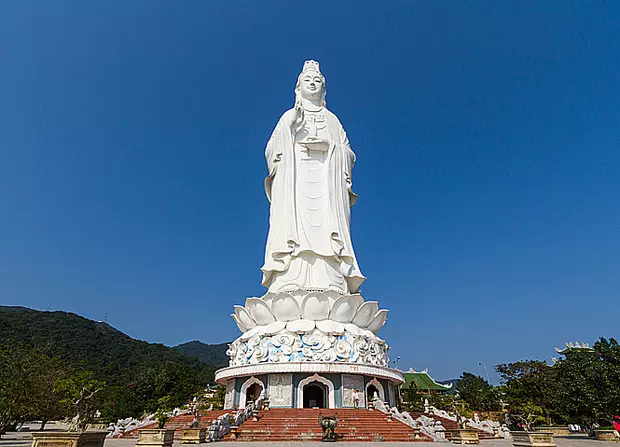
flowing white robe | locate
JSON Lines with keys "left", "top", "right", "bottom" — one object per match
{"left": 261, "top": 108, "right": 365, "bottom": 294}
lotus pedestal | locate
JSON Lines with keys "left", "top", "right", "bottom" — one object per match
{"left": 220, "top": 290, "right": 402, "bottom": 410}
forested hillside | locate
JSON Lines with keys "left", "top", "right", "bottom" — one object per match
{"left": 0, "top": 306, "right": 225, "bottom": 419}
{"left": 174, "top": 340, "right": 228, "bottom": 365}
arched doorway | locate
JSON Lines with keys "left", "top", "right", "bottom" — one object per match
{"left": 365, "top": 378, "right": 385, "bottom": 408}
{"left": 239, "top": 376, "right": 265, "bottom": 409}
{"left": 367, "top": 384, "right": 379, "bottom": 403}
{"left": 303, "top": 382, "right": 326, "bottom": 408}
{"left": 297, "top": 373, "right": 335, "bottom": 408}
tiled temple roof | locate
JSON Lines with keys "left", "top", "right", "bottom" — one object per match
{"left": 402, "top": 368, "right": 452, "bottom": 392}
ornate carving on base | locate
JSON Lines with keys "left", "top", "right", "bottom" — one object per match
{"left": 227, "top": 327, "right": 388, "bottom": 367}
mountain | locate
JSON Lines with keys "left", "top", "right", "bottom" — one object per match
{"left": 174, "top": 340, "right": 229, "bottom": 366}
{"left": 0, "top": 305, "right": 223, "bottom": 418}
{"left": 0, "top": 306, "right": 211, "bottom": 375}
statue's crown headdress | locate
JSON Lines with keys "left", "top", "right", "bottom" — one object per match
{"left": 301, "top": 60, "right": 322, "bottom": 75}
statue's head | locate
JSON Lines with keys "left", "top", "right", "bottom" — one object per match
{"left": 295, "top": 60, "right": 326, "bottom": 106}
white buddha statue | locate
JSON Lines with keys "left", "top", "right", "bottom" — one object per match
{"left": 261, "top": 60, "right": 365, "bottom": 295}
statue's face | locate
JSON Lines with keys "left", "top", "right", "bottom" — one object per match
{"left": 298, "top": 72, "right": 323, "bottom": 100}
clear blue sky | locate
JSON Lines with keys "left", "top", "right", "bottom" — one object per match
{"left": 1, "top": 1, "right": 619, "bottom": 382}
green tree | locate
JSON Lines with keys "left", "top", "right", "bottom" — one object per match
{"left": 508, "top": 402, "right": 546, "bottom": 431}
{"left": 59, "top": 371, "right": 106, "bottom": 431}
{"left": 0, "top": 344, "right": 71, "bottom": 435}
{"left": 0, "top": 345, "right": 25, "bottom": 436}
{"left": 593, "top": 338, "right": 620, "bottom": 422}
{"left": 550, "top": 338, "right": 620, "bottom": 427}
{"left": 496, "top": 360, "right": 559, "bottom": 426}
{"left": 102, "top": 362, "right": 205, "bottom": 419}
{"left": 27, "top": 352, "right": 71, "bottom": 430}
{"left": 400, "top": 382, "right": 462, "bottom": 415}
{"left": 456, "top": 372, "right": 500, "bottom": 411}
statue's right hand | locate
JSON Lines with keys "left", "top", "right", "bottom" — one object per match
{"left": 290, "top": 102, "right": 304, "bottom": 129}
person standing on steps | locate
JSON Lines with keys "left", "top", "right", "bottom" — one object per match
{"left": 353, "top": 389, "right": 360, "bottom": 409}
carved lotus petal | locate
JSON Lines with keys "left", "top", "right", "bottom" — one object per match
{"left": 231, "top": 314, "right": 248, "bottom": 332}
{"left": 316, "top": 319, "right": 345, "bottom": 335}
{"left": 271, "top": 292, "right": 301, "bottom": 321}
{"left": 323, "top": 290, "right": 341, "bottom": 304}
{"left": 329, "top": 295, "right": 363, "bottom": 323}
{"left": 240, "top": 325, "right": 262, "bottom": 341}
{"left": 350, "top": 293, "right": 364, "bottom": 302}
{"left": 352, "top": 301, "right": 379, "bottom": 328}
{"left": 259, "top": 320, "right": 286, "bottom": 336}
{"left": 301, "top": 291, "right": 330, "bottom": 321}
{"left": 286, "top": 319, "right": 316, "bottom": 334}
{"left": 290, "top": 289, "right": 307, "bottom": 307}
{"left": 245, "top": 298, "right": 276, "bottom": 325}
{"left": 234, "top": 305, "right": 257, "bottom": 330}
{"left": 261, "top": 292, "right": 276, "bottom": 308}
{"left": 366, "top": 310, "right": 388, "bottom": 333}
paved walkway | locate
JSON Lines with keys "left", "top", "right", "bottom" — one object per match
{"left": 2, "top": 430, "right": 619, "bottom": 447}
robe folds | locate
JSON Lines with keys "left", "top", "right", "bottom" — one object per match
{"left": 261, "top": 108, "right": 366, "bottom": 294}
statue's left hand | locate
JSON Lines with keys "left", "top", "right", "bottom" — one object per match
{"left": 298, "top": 137, "right": 329, "bottom": 152}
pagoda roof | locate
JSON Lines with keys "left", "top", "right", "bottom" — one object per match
{"left": 402, "top": 368, "right": 452, "bottom": 391}
{"left": 555, "top": 341, "right": 595, "bottom": 354}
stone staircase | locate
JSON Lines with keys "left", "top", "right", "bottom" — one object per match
{"left": 120, "top": 408, "right": 495, "bottom": 442}
{"left": 229, "top": 408, "right": 429, "bottom": 442}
